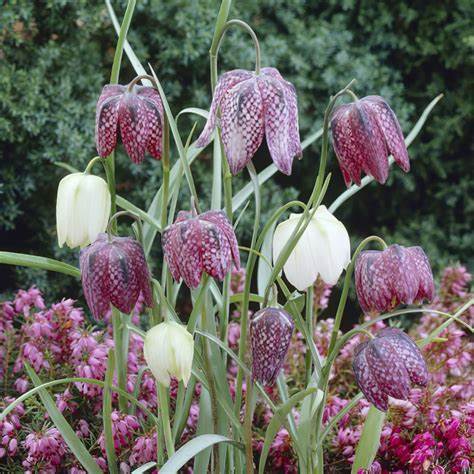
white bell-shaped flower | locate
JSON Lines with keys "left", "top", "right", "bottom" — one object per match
{"left": 273, "top": 205, "right": 351, "bottom": 291}
{"left": 56, "top": 173, "right": 111, "bottom": 248}
{"left": 144, "top": 321, "right": 194, "bottom": 387}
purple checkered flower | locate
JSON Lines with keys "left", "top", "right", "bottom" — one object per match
{"left": 331, "top": 95, "right": 409, "bottom": 186}
{"left": 95, "top": 80, "right": 163, "bottom": 163}
{"left": 162, "top": 209, "right": 240, "bottom": 289}
{"left": 250, "top": 307, "right": 294, "bottom": 386}
{"left": 355, "top": 244, "right": 435, "bottom": 314}
{"left": 80, "top": 234, "right": 152, "bottom": 319}
{"left": 196, "top": 67, "right": 302, "bottom": 175}
{"left": 353, "top": 327, "right": 429, "bottom": 411}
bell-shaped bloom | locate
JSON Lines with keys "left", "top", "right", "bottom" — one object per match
{"left": 162, "top": 209, "right": 240, "bottom": 289}
{"left": 143, "top": 321, "right": 194, "bottom": 387}
{"left": 56, "top": 173, "right": 111, "bottom": 248}
{"left": 80, "top": 234, "right": 152, "bottom": 319}
{"left": 353, "top": 327, "right": 428, "bottom": 411}
{"left": 331, "top": 95, "right": 409, "bottom": 187}
{"left": 196, "top": 67, "right": 302, "bottom": 175}
{"left": 355, "top": 244, "right": 435, "bottom": 314}
{"left": 250, "top": 307, "right": 294, "bottom": 386}
{"left": 273, "top": 205, "right": 350, "bottom": 291}
{"left": 95, "top": 81, "right": 163, "bottom": 163}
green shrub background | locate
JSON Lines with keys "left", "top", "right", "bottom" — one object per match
{"left": 1, "top": 0, "right": 472, "bottom": 300}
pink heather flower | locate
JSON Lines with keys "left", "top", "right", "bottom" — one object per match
{"left": 163, "top": 209, "right": 240, "bottom": 289}
{"left": 330, "top": 95, "right": 409, "bottom": 186}
{"left": 313, "top": 277, "right": 333, "bottom": 311}
{"left": 14, "top": 287, "right": 45, "bottom": 316}
{"left": 352, "top": 328, "right": 428, "bottom": 411}
{"left": 230, "top": 268, "right": 246, "bottom": 295}
{"left": 95, "top": 80, "right": 163, "bottom": 163}
{"left": 227, "top": 321, "right": 241, "bottom": 349}
{"left": 355, "top": 244, "right": 435, "bottom": 314}
{"left": 250, "top": 307, "right": 294, "bottom": 386}
{"left": 23, "top": 427, "right": 67, "bottom": 471}
{"left": 99, "top": 411, "right": 140, "bottom": 455}
{"left": 80, "top": 234, "right": 152, "bottom": 319}
{"left": 129, "top": 432, "right": 157, "bottom": 466}
{"left": 196, "top": 67, "right": 302, "bottom": 175}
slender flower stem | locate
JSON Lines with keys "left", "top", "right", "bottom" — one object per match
{"left": 84, "top": 156, "right": 103, "bottom": 174}
{"left": 244, "top": 375, "right": 254, "bottom": 474}
{"left": 157, "top": 383, "right": 175, "bottom": 457}
{"left": 112, "top": 306, "right": 127, "bottom": 412}
{"left": 346, "top": 89, "right": 359, "bottom": 101}
{"left": 304, "top": 286, "right": 314, "bottom": 384}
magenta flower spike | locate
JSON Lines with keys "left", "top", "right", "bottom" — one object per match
{"left": 355, "top": 244, "right": 435, "bottom": 314}
{"left": 95, "top": 80, "right": 164, "bottom": 164}
{"left": 353, "top": 327, "right": 429, "bottom": 411}
{"left": 80, "top": 234, "right": 153, "bottom": 319}
{"left": 331, "top": 95, "right": 409, "bottom": 187}
{"left": 196, "top": 67, "right": 302, "bottom": 175}
{"left": 249, "top": 307, "right": 294, "bottom": 386}
{"left": 162, "top": 209, "right": 240, "bottom": 289}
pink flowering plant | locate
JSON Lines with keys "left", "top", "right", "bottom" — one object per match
{"left": 0, "top": 1, "right": 472, "bottom": 473}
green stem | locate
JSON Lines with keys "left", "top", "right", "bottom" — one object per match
{"left": 244, "top": 375, "right": 254, "bottom": 474}
{"left": 84, "top": 156, "right": 103, "bottom": 174}
{"left": 157, "top": 383, "right": 175, "bottom": 457}
{"left": 304, "top": 286, "right": 314, "bottom": 385}
{"left": 112, "top": 307, "right": 127, "bottom": 412}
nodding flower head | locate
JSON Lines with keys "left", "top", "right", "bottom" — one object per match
{"left": 250, "top": 307, "right": 294, "bottom": 386}
{"left": 95, "top": 79, "right": 163, "bottom": 164}
{"left": 355, "top": 244, "right": 435, "bottom": 315}
{"left": 331, "top": 95, "right": 409, "bottom": 187}
{"left": 80, "top": 234, "right": 152, "bottom": 319}
{"left": 196, "top": 67, "right": 302, "bottom": 176}
{"left": 162, "top": 209, "right": 240, "bottom": 289}
{"left": 353, "top": 327, "right": 428, "bottom": 411}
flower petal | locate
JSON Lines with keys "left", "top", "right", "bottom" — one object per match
{"left": 196, "top": 69, "right": 253, "bottom": 148}
{"left": 200, "top": 220, "right": 231, "bottom": 281}
{"left": 407, "top": 246, "right": 435, "bottom": 303}
{"left": 220, "top": 79, "right": 264, "bottom": 175}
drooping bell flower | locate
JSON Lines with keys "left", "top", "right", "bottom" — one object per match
{"left": 56, "top": 173, "right": 111, "bottom": 248}
{"left": 250, "top": 307, "right": 294, "bottom": 386}
{"left": 162, "top": 209, "right": 240, "bottom": 289}
{"left": 355, "top": 244, "right": 435, "bottom": 314}
{"left": 95, "top": 78, "right": 163, "bottom": 163}
{"left": 144, "top": 321, "right": 194, "bottom": 387}
{"left": 330, "top": 95, "right": 409, "bottom": 187}
{"left": 196, "top": 67, "right": 302, "bottom": 175}
{"left": 272, "top": 205, "right": 350, "bottom": 291}
{"left": 353, "top": 327, "right": 428, "bottom": 411}
{"left": 80, "top": 233, "right": 152, "bottom": 319}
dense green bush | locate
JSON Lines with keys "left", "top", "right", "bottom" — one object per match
{"left": 1, "top": 0, "right": 472, "bottom": 299}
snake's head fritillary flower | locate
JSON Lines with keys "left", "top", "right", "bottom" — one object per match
{"left": 355, "top": 244, "right": 435, "bottom": 314}
{"left": 144, "top": 321, "right": 194, "bottom": 387}
{"left": 196, "top": 67, "right": 302, "bottom": 175}
{"left": 353, "top": 327, "right": 428, "bottom": 411}
{"left": 273, "top": 205, "right": 350, "bottom": 291}
{"left": 56, "top": 173, "right": 111, "bottom": 248}
{"left": 162, "top": 209, "right": 240, "bottom": 289}
{"left": 95, "top": 79, "right": 163, "bottom": 164}
{"left": 250, "top": 307, "right": 294, "bottom": 386}
{"left": 331, "top": 95, "right": 409, "bottom": 187}
{"left": 80, "top": 234, "right": 152, "bottom": 319}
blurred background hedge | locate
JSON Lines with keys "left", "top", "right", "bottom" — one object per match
{"left": 1, "top": 0, "right": 472, "bottom": 301}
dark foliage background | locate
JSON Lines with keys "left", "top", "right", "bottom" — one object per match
{"left": 1, "top": 0, "right": 473, "bottom": 301}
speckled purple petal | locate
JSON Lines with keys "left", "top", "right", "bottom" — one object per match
{"left": 363, "top": 96, "right": 410, "bottom": 173}
{"left": 407, "top": 246, "right": 435, "bottom": 303}
{"left": 220, "top": 78, "right": 265, "bottom": 175}
{"left": 200, "top": 220, "right": 232, "bottom": 280}
{"left": 250, "top": 307, "right": 294, "bottom": 386}
{"left": 196, "top": 69, "right": 253, "bottom": 148}
{"left": 95, "top": 85, "right": 125, "bottom": 158}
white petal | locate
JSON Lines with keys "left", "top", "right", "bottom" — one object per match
{"left": 56, "top": 173, "right": 82, "bottom": 248}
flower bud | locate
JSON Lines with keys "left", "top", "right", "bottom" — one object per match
{"left": 143, "top": 321, "right": 194, "bottom": 387}
{"left": 56, "top": 173, "right": 111, "bottom": 248}
{"left": 353, "top": 327, "right": 428, "bottom": 411}
{"left": 250, "top": 307, "right": 294, "bottom": 386}
{"left": 272, "top": 205, "right": 350, "bottom": 291}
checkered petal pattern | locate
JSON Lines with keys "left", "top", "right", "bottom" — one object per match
{"left": 353, "top": 328, "right": 428, "bottom": 411}
{"left": 95, "top": 82, "right": 163, "bottom": 163}
{"left": 80, "top": 234, "right": 152, "bottom": 319}
{"left": 331, "top": 96, "right": 409, "bottom": 186}
{"left": 196, "top": 67, "right": 302, "bottom": 176}
{"left": 250, "top": 307, "right": 294, "bottom": 386}
{"left": 162, "top": 210, "right": 240, "bottom": 289}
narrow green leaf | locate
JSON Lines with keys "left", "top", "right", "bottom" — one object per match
{"left": 0, "top": 252, "right": 80, "bottom": 278}
{"left": 131, "top": 461, "right": 156, "bottom": 474}
{"left": 194, "top": 390, "right": 213, "bottom": 474}
{"left": 258, "top": 387, "right": 317, "bottom": 474}
{"left": 351, "top": 405, "right": 385, "bottom": 473}
{"left": 103, "top": 350, "right": 118, "bottom": 473}
{"left": 257, "top": 215, "right": 275, "bottom": 298}
{"left": 24, "top": 364, "right": 102, "bottom": 474}
{"left": 160, "top": 435, "right": 243, "bottom": 473}
{"left": 176, "top": 107, "right": 209, "bottom": 121}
